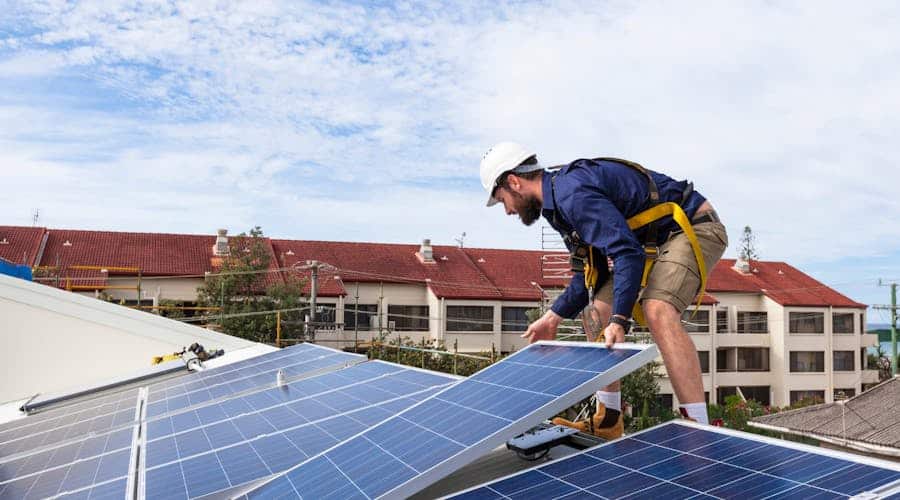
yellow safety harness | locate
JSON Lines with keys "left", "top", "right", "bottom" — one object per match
{"left": 554, "top": 158, "right": 707, "bottom": 327}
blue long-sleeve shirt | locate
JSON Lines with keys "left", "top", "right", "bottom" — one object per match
{"left": 543, "top": 158, "right": 708, "bottom": 319}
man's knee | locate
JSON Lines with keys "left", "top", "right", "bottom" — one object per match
{"left": 642, "top": 299, "right": 681, "bottom": 327}
{"left": 591, "top": 299, "right": 612, "bottom": 320}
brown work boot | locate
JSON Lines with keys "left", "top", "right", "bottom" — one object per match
{"left": 552, "top": 404, "right": 624, "bottom": 440}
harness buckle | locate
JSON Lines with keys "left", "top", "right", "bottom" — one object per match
{"left": 644, "top": 246, "right": 660, "bottom": 260}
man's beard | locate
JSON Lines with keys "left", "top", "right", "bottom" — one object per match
{"left": 513, "top": 192, "right": 542, "bottom": 226}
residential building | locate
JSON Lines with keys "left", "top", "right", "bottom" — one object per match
{"left": 0, "top": 225, "right": 879, "bottom": 409}
{"left": 657, "top": 257, "right": 879, "bottom": 409}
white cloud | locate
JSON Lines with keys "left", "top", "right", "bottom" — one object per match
{"left": 0, "top": 0, "right": 899, "bottom": 274}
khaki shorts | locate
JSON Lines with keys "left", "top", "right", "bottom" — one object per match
{"left": 594, "top": 220, "right": 728, "bottom": 313}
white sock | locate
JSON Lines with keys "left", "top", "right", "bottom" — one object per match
{"left": 680, "top": 403, "right": 709, "bottom": 425}
{"left": 595, "top": 390, "right": 621, "bottom": 412}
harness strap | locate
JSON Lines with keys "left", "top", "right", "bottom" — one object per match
{"left": 594, "top": 158, "right": 661, "bottom": 249}
{"left": 626, "top": 202, "right": 707, "bottom": 327}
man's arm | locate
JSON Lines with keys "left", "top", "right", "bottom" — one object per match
{"left": 550, "top": 269, "right": 590, "bottom": 319}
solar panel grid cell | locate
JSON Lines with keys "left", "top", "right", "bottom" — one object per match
{"left": 242, "top": 342, "right": 657, "bottom": 500}
{"left": 446, "top": 421, "right": 900, "bottom": 500}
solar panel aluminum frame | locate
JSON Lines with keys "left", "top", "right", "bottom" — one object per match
{"left": 240, "top": 340, "right": 658, "bottom": 500}
{"left": 21, "top": 359, "right": 186, "bottom": 414}
{"left": 126, "top": 387, "right": 148, "bottom": 500}
{"left": 443, "top": 419, "right": 900, "bottom": 499}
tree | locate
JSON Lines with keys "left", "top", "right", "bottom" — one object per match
{"left": 739, "top": 226, "right": 758, "bottom": 261}
{"left": 196, "top": 227, "right": 306, "bottom": 344}
{"left": 621, "top": 360, "right": 674, "bottom": 431}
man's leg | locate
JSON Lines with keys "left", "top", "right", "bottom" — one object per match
{"left": 552, "top": 296, "right": 624, "bottom": 438}
{"left": 643, "top": 299, "right": 706, "bottom": 422}
{"left": 640, "top": 219, "right": 728, "bottom": 424}
{"left": 587, "top": 300, "right": 621, "bottom": 402}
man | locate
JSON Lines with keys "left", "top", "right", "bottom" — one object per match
{"left": 480, "top": 142, "right": 727, "bottom": 438}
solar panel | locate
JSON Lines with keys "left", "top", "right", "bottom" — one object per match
{"left": 0, "top": 343, "right": 363, "bottom": 458}
{"left": 447, "top": 420, "right": 900, "bottom": 500}
{"left": 0, "top": 392, "right": 140, "bottom": 500}
{"left": 140, "top": 361, "right": 457, "bottom": 499}
{"left": 240, "top": 341, "right": 658, "bottom": 499}
{"left": 0, "top": 344, "right": 366, "bottom": 499}
{"left": 0, "top": 359, "right": 456, "bottom": 500}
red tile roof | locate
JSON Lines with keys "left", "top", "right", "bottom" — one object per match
{"left": 271, "top": 240, "right": 513, "bottom": 299}
{"left": 32, "top": 228, "right": 282, "bottom": 291}
{"left": 0, "top": 226, "right": 45, "bottom": 267}
{"left": 707, "top": 259, "right": 865, "bottom": 308}
{"left": 0, "top": 226, "right": 863, "bottom": 307}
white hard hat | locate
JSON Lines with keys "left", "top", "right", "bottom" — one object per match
{"left": 479, "top": 142, "right": 542, "bottom": 206}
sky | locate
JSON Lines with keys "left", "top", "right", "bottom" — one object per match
{"left": 1, "top": 1, "right": 899, "bottom": 313}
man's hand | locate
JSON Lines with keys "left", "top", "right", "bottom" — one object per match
{"left": 603, "top": 322, "right": 626, "bottom": 349}
{"left": 521, "top": 310, "right": 563, "bottom": 344}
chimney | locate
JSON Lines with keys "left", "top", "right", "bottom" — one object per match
{"left": 213, "top": 229, "right": 229, "bottom": 256}
{"left": 733, "top": 257, "right": 751, "bottom": 274}
{"left": 417, "top": 238, "right": 434, "bottom": 263}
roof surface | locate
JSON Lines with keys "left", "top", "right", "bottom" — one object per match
{"left": 0, "top": 226, "right": 45, "bottom": 267}
{"left": 752, "top": 377, "right": 900, "bottom": 449}
{"left": 1, "top": 226, "right": 862, "bottom": 306}
{"left": 707, "top": 259, "right": 866, "bottom": 308}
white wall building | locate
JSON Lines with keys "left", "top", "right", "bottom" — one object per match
{"left": 0, "top": 225, "right": 878, "bottom": 409}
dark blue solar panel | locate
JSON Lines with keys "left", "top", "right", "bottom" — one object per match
{"left": 447, "top": 421, "right": 900, "bottom": 500}
{"left": 0, "top": 344, "right": 369, "bottom": 500}
{"left": 0, "top": 389, "right": 138, "bottom": 444}
{"left": 0, "top": 344, "right": 362, "bottom": 459}
{"left": 140, "top": 361, "right": 455, "bottom": 499}
{"left": 0, "top": 447, "right": 131, "bottom": 500}
{"left": 244, "top": 342, "right": 654, "bottom": 500}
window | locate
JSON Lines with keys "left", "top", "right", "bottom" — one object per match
{"left": 790, "top": 351, "right": 825, "bottom": 372}
{"left": 789, "top": 312, "right": 824, "bottom": 334}
{"left": 344, "top": 304, "right": 378, "bottom": 330}
{"left": 316, "top": 303, "right": 337, "bottom": 325}
{"left": 681, "top": 310, "right": 710, "bottom": 333}
{"left": 388, "top": 305, "right": 429, "bottom": 331}
{"left": 501, "top": 307, "right": 533, "bottom": 333}
{"left": 697, "top": 351, "right": 710, "bottom": 373}
{"left": 740, "top": 386, "right": 771, "bottom": 406}
{"left": 446, "top": 305, "right": 493, "bottom": 332}
{"left": 650, "top": 394, "right": 674, "bottom": 417}
{"left": 717, "top": 387, "right": 737, "bottom": 405}
{"left": 737, "top": 312, "right": 768, "bottom": 333}
{"left": 737, "top": 348, "right": 769, "bottom": 371}
{"left": 716, "top": 348, "right": 735, "bottom": 372}
{"left": 716, "top": 310, "right": 728, "bottom": 333}
{"left": 833, "top": 351, "right": 855, "bottom": 371}
{"left": 833, "top": 313, "right": 854, "bottom": 334}
{"left": 790, "top": 390, "right": 825, "bottom": 405}
{"left": 834, "top": 388, "right": 855, "bottom": 400}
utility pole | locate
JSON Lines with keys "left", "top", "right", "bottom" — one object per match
{"left": 353, "top": 282, "right": 360, "bottom": 352}
{"left": 308, "top": 260, "right": 319, "bottom": 324}
{"left": 874, "top": 280, "right": 898, "bottom": 376}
